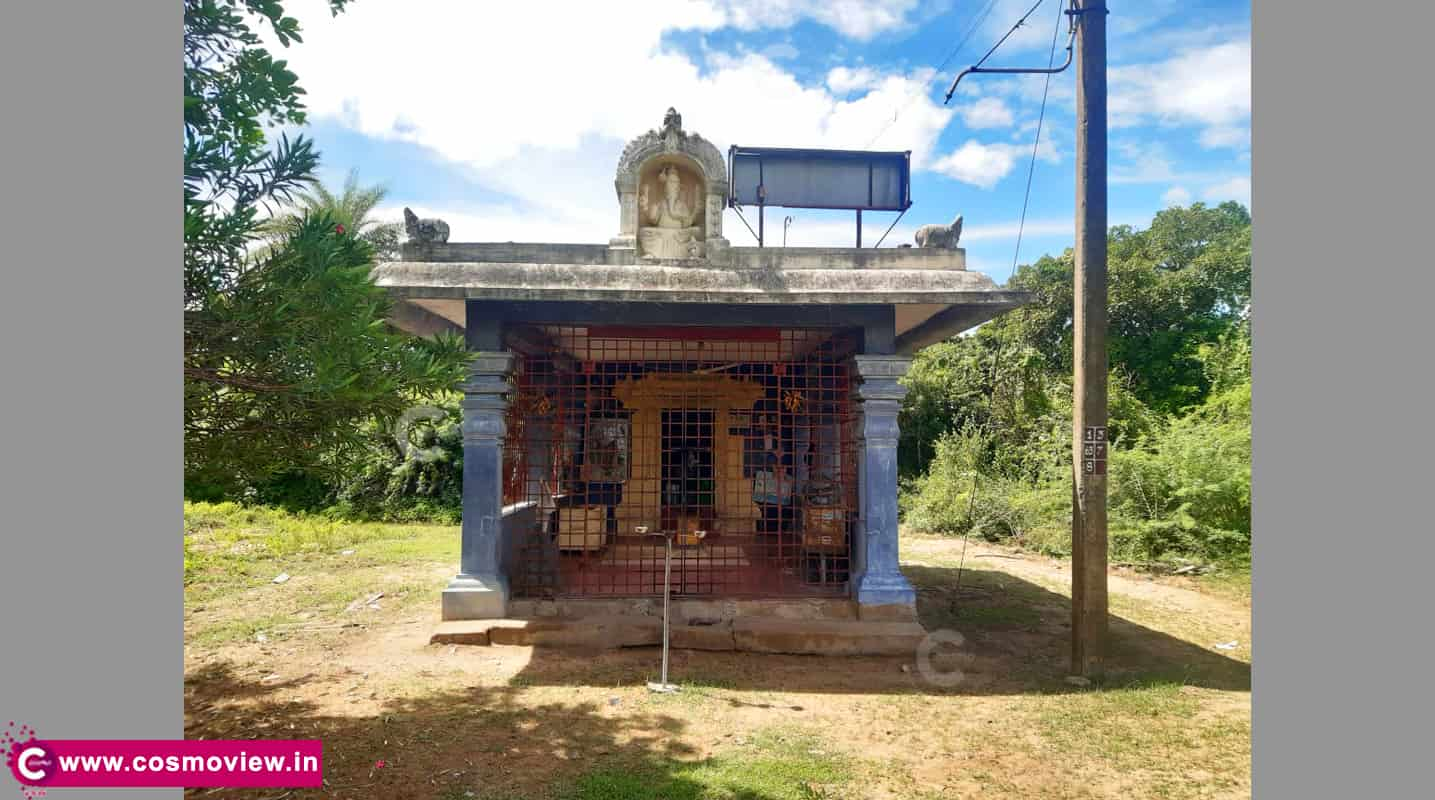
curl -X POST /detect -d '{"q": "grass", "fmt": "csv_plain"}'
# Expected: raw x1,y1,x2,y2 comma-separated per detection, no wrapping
184,504,1251,800
563,729,852,800
1024,680,1251,797
1034,680,1201,764
1191,562,1252,606
183,500,456,644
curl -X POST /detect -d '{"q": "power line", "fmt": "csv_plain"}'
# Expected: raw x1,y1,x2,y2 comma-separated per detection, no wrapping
863,0,1000,149
969,0,1046,79
942,0,1074,104
1011,0,1066,274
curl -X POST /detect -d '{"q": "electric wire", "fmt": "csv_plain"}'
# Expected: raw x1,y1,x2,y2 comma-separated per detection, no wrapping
969,0,1047,75
1012,0,1067,274
863,0,1000,149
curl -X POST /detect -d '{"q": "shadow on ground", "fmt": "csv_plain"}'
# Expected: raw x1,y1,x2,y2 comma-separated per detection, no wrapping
500,564,1249,696
186,661,710,800
907,564,1251,692
183,564,1248,798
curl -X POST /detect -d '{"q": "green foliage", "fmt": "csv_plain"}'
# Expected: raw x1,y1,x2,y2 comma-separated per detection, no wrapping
984,201,1251,416
906,377,1249,563
183,0,469,498
902,426,1069,546
1110,381,1251,561
899,331,1066,479
258,168,405,261
900,203,1252,563
185,213,468,493
328,395,465,523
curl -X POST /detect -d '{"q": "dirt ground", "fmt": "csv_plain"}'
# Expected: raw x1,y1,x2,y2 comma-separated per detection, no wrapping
184,532,1251,800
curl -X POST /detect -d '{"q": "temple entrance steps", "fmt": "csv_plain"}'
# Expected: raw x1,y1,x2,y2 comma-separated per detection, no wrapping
430,598,927,656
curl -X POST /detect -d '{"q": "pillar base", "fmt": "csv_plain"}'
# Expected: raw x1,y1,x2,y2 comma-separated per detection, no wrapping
441,573,509,620
854,571,917,608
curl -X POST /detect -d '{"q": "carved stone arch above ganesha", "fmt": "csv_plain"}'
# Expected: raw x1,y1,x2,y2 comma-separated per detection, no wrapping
611,108,729,260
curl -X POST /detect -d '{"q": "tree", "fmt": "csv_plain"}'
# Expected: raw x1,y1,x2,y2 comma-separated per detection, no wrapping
898,204,1253,561
260,168,404,261
184,0,467,498
994,201,1251,414
899,202,1251,475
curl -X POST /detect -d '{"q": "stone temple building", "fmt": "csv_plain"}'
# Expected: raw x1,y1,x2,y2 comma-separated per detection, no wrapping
376,110,1030,653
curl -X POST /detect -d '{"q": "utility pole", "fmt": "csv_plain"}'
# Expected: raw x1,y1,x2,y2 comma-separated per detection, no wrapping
941,0,1107,677
1071,0,1108,678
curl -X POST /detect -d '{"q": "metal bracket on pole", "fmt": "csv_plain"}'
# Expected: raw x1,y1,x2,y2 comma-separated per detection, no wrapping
943,0,1077,104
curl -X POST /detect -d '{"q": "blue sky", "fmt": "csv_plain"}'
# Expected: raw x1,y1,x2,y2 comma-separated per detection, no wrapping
277,0,1250,284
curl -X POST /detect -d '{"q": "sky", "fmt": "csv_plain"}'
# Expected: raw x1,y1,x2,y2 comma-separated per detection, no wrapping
274,0,1250,285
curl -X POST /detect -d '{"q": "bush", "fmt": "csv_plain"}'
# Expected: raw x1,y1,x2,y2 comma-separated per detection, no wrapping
903,427,1069,544
902,380,1250,565
182,397,467,525
327,397,464,523
1109,381,1250,561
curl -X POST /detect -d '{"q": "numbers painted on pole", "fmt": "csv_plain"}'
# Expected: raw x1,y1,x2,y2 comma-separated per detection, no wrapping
1082,426,1107,476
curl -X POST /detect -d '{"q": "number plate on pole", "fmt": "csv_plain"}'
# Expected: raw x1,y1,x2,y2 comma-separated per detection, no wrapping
1082,426,1107,475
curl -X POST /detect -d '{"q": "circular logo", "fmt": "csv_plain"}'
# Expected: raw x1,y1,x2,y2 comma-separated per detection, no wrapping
915,629,967,688
12,741,57,786
394,405,449,463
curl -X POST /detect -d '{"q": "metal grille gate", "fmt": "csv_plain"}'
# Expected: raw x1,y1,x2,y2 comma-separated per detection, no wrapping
501,325,859,599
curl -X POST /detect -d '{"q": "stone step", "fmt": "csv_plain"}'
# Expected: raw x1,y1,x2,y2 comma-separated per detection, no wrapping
430,615,927,656
732,618,926,656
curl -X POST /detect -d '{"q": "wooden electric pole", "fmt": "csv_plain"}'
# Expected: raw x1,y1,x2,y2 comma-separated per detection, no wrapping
940,0,1108,676
1071,0,1108,678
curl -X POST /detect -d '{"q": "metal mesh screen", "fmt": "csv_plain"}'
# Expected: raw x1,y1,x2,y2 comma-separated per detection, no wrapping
502,325,859,599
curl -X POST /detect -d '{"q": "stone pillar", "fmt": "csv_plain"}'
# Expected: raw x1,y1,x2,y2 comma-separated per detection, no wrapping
442,351,515,620
851,354,916,611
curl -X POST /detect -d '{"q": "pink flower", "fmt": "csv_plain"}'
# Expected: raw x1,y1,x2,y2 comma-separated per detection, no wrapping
374,760,385,769
335,223,347,235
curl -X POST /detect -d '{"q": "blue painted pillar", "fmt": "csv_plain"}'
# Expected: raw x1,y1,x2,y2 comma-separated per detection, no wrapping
442,350,515,620
851,354,917,609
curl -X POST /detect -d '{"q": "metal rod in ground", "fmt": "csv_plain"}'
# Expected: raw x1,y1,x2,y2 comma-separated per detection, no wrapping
647,533,679,693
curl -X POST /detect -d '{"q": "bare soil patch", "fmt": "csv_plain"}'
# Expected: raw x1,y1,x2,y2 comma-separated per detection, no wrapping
185,514,1250,799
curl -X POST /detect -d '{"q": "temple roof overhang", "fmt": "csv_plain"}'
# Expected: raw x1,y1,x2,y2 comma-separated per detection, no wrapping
374,243,1030,355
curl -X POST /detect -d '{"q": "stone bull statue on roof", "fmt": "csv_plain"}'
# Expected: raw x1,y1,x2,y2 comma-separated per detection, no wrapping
914,214,963,250
404,208,450,244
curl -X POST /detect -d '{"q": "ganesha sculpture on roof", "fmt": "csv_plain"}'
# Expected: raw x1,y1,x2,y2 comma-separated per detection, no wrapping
612,108,730,261
638,163,704,258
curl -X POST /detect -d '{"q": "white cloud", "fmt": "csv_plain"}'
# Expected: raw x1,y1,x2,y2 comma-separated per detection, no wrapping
930,140,1021,189
977,0,1068,56
959,96,1015,129
1112,140,1248,208
379,201,611,245
1199,124,1250,149
1111,21,1250,62
1203,177,1251,208
267,1,956,243
930,134,1059,189
710,0,920,40
826,66,879,94
278,1,952,172
1162,186,1192,206
1111,140,1193,184
1110,39,1250,148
